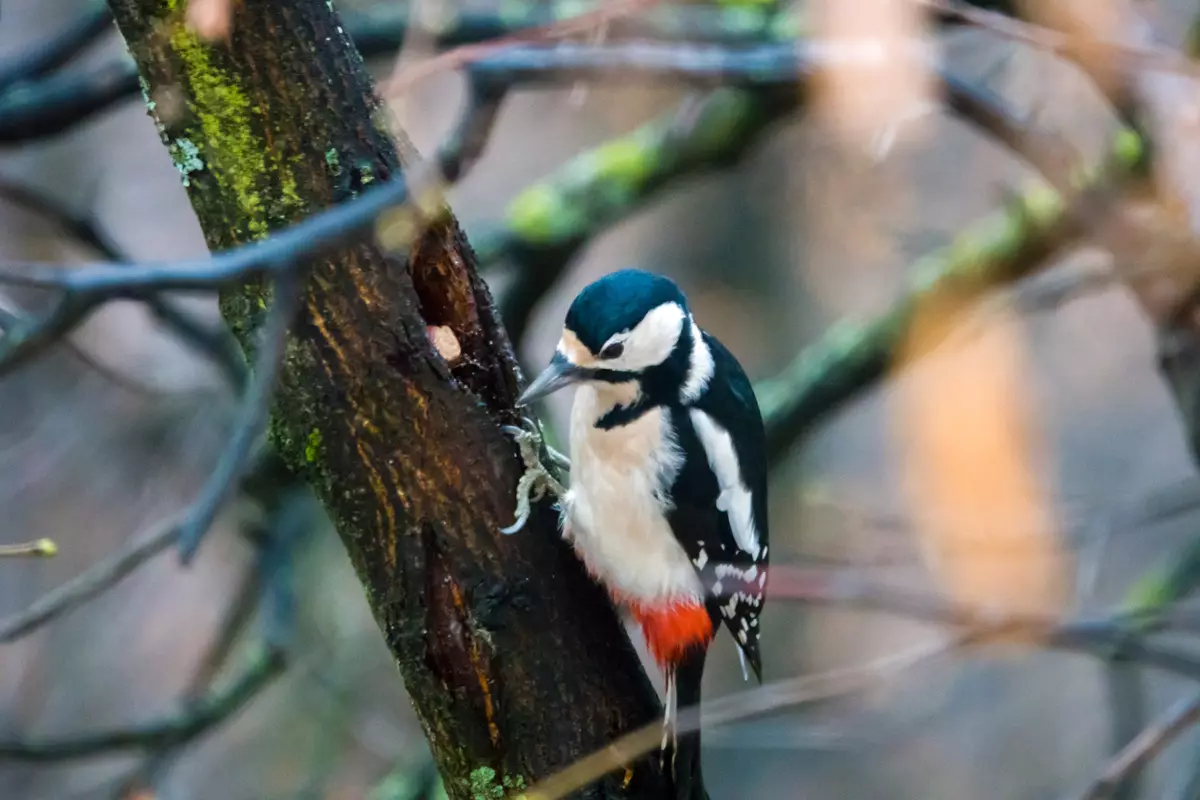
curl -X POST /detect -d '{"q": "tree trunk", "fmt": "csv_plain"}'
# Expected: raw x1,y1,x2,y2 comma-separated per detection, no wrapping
105,1,671,797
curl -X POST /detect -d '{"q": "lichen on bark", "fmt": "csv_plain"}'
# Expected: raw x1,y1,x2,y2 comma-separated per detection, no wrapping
106,0,674,797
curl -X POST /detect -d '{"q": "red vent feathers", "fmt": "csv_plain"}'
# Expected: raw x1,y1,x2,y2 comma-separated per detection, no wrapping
627,599,714,670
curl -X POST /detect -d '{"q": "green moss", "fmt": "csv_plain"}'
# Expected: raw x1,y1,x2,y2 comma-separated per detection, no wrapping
468,766,499,799
505,126,658,245
506,185,568,244
305,428,323,462
587,135,655,188
278,171,303,219
1124,567,1173,616
325,148,341,171
1021,181,1064,227
1114,127,1144,169
465,767,525,800
167,21,305,239
1122,538,1200,629
679,88,756,160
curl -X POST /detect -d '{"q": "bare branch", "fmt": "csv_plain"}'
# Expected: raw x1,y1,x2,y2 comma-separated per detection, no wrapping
176,271,304,562
0,518,176,644
436,75,509,183
0,174,124,260
746,563,1200,680
113,560,262,795
480,85,797,345
0,176,241,392
476,45,1078,344
522,637,955,800
379,0,660,95
0,1,113,94
1077,691,1200,800
0,59,139,144
461,42,1077,183
1104,660,1149,800
0,538,57,558
0,164,422,294
920,0,1196,79
114,480,312,795
0,452,302,644
0,1,791,145
0,645,285,762
757,131,1145,464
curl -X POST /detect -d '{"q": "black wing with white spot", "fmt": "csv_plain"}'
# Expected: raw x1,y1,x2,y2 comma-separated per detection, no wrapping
667,332,768,681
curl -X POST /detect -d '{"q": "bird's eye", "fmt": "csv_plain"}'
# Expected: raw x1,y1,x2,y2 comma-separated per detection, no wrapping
599,342,624,360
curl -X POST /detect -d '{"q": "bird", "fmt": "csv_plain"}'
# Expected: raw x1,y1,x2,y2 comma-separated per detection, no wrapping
504,268,769,800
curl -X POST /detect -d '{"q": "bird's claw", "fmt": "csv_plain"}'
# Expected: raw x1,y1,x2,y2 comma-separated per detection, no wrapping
500,417,569,535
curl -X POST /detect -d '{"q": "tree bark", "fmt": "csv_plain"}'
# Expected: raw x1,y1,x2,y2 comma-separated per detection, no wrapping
105,1,671,797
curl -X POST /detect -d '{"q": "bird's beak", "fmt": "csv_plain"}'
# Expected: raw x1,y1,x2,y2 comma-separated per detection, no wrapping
517,352,586,407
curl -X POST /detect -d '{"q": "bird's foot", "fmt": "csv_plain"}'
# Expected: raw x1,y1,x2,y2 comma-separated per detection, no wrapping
500,417,569,535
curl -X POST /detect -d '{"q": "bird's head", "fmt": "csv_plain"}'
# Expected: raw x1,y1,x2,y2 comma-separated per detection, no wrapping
517,269,695,407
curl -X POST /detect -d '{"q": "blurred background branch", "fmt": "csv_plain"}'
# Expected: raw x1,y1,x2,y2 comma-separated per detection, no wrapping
6,0,1200,798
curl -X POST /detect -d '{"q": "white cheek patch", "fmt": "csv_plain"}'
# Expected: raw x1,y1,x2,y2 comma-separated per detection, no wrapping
688,409,762,558
602,302,685,372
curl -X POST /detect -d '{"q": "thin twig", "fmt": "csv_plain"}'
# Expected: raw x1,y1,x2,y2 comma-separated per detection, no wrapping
0,291,103,376
379,0,661,96
475,43,1077,346
112,560,261,796
1105,659,1149,800
177,270,305,563
1077,691,1200,800
0,2,113,94
0,162,432,387
0,453,295,644
437,74,509,183
0,519,178,643
0,174,248,389
2,1,772,145
114,480,311,796
0,645,285,762
461,41,1076,180
751,564,1200,680
0,175,125,260
757,131,1144,464
919,0,1197,78
520,637,955,800
0,163,426,292
0,539,57,558
0,59,138,144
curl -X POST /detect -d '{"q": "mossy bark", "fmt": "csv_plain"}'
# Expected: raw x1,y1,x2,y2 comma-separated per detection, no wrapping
106,1,672,796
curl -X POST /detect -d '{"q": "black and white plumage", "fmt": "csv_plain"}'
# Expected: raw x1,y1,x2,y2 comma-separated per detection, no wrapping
509,268,770,798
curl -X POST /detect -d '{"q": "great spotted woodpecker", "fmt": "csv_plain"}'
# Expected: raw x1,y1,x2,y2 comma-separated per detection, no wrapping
504,268,769,799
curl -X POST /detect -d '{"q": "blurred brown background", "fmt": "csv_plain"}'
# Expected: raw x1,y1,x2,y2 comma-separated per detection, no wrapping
3,0,1200,798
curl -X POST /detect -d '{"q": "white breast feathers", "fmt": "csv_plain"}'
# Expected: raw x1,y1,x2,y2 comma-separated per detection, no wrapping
563,383,703,604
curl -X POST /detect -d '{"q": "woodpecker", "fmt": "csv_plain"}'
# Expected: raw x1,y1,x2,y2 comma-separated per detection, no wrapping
505,268,769,799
